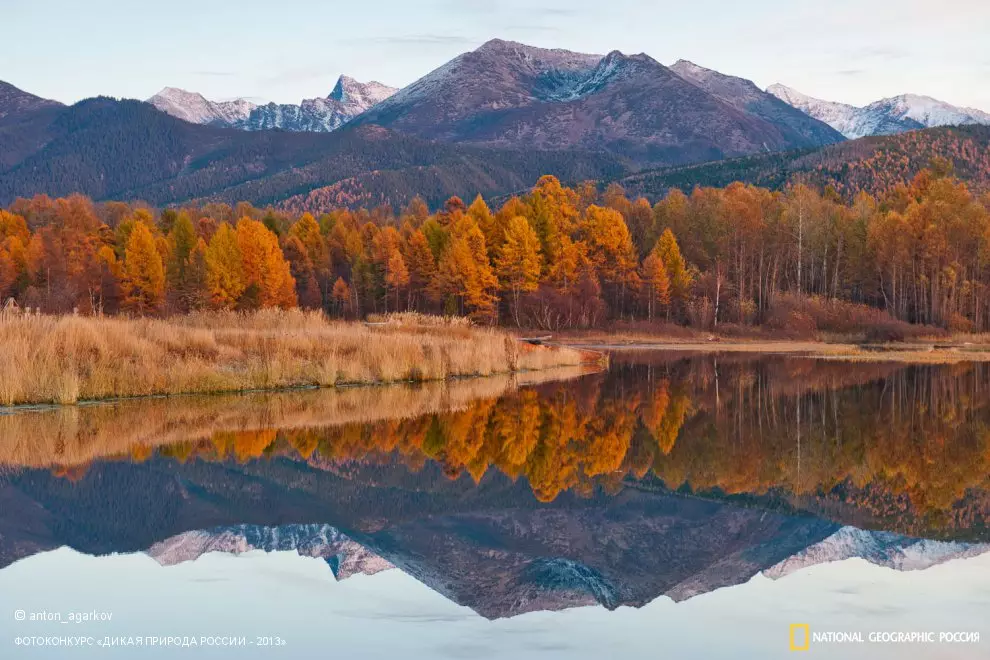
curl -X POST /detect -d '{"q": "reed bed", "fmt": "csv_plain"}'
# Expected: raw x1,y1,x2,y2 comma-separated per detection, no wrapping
0,310,592,406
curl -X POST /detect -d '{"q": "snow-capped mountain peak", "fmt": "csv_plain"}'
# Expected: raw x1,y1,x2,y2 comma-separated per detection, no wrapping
768,83,990,139
145,524,394,580
764,527,990,579
328,75,397,113
147,76,397,133
868,93,988,128
147,87,256,126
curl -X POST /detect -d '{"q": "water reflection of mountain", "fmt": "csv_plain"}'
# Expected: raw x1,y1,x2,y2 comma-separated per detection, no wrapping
2,457,987,619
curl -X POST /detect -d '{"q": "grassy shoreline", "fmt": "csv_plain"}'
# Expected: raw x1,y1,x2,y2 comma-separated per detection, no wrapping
554,333,990,364
0,310,597,406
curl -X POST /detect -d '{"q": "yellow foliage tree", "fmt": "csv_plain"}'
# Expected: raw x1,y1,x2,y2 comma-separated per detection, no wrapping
496,216,543,326
204,222,245,309
122,222,165,314
236,218,297,309
640,252,670,321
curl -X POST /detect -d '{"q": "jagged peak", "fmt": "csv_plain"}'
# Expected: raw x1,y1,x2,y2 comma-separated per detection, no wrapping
329,75,397,105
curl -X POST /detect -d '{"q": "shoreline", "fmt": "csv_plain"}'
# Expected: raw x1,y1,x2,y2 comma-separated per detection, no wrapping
0,363,602,414
553,337,990,364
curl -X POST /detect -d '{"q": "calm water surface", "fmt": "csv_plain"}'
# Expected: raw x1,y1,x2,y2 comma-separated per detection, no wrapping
1,352,988,659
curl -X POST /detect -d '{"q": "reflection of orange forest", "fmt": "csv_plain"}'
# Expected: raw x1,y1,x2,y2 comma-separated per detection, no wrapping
131,355,990,532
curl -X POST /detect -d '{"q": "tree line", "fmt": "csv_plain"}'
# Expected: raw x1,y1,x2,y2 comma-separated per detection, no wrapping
2,166,989,331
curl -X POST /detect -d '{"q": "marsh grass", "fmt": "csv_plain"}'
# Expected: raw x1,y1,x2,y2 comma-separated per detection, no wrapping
0,310,591,405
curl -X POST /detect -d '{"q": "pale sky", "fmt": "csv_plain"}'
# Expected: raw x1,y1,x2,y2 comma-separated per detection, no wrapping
3,0,989,111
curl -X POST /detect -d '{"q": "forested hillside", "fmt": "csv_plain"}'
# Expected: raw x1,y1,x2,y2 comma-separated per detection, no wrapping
620,126,990,201
0,97,627,209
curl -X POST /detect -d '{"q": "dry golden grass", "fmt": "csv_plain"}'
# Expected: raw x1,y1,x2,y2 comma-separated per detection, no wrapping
0,310,594,405
561,337,990,364
0,364,597,469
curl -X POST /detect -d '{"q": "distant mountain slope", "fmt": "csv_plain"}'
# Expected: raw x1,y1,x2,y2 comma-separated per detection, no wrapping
0,82,66,171
148,75,397,133
146,87,256,126
764,526,990,579
0,80,62,120
616,125,990,200
768,84,990,139
354,39,841,167
670,61,844,147
0,95,626,208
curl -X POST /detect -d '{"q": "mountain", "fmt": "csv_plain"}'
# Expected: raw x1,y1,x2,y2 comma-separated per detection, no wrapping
142,522,990,613
147,87,256,126
6,450,987,619
0,81,66,171
768,84,990,139
238,76,397,132
0,458,840,618
354,39,842,167
670,61,844,147
148,75,397,133
764,526,990,579
0,81,62,120
0,95,626,208
616,125,990,201
147,524,394,580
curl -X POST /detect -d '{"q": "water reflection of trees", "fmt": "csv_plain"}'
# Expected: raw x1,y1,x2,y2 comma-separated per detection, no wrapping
8,354,990,536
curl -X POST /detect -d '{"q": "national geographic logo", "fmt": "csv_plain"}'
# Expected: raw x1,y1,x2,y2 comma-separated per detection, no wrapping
789,624,810,651
789,625,981,651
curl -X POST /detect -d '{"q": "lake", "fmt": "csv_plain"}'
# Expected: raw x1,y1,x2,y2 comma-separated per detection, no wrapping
1,351,988,659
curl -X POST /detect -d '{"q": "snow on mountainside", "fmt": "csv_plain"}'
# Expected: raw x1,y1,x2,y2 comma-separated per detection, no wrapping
147,87,256,126
353,39,840,166
240,75,397,132
147,76,397,133
365,38,602,120
768,83,990,139
764,527,990,579
870,94,990,129
146,524,394,580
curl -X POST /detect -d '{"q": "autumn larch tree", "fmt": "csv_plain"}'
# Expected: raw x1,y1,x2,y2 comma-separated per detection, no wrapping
205,222,245,309
654,229,690,320
496,216,543,326
236,218,297,309
640,252,670,322
122,222,165,314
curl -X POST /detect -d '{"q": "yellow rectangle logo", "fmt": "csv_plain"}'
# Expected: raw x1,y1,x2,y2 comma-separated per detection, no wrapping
790,624,810,651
